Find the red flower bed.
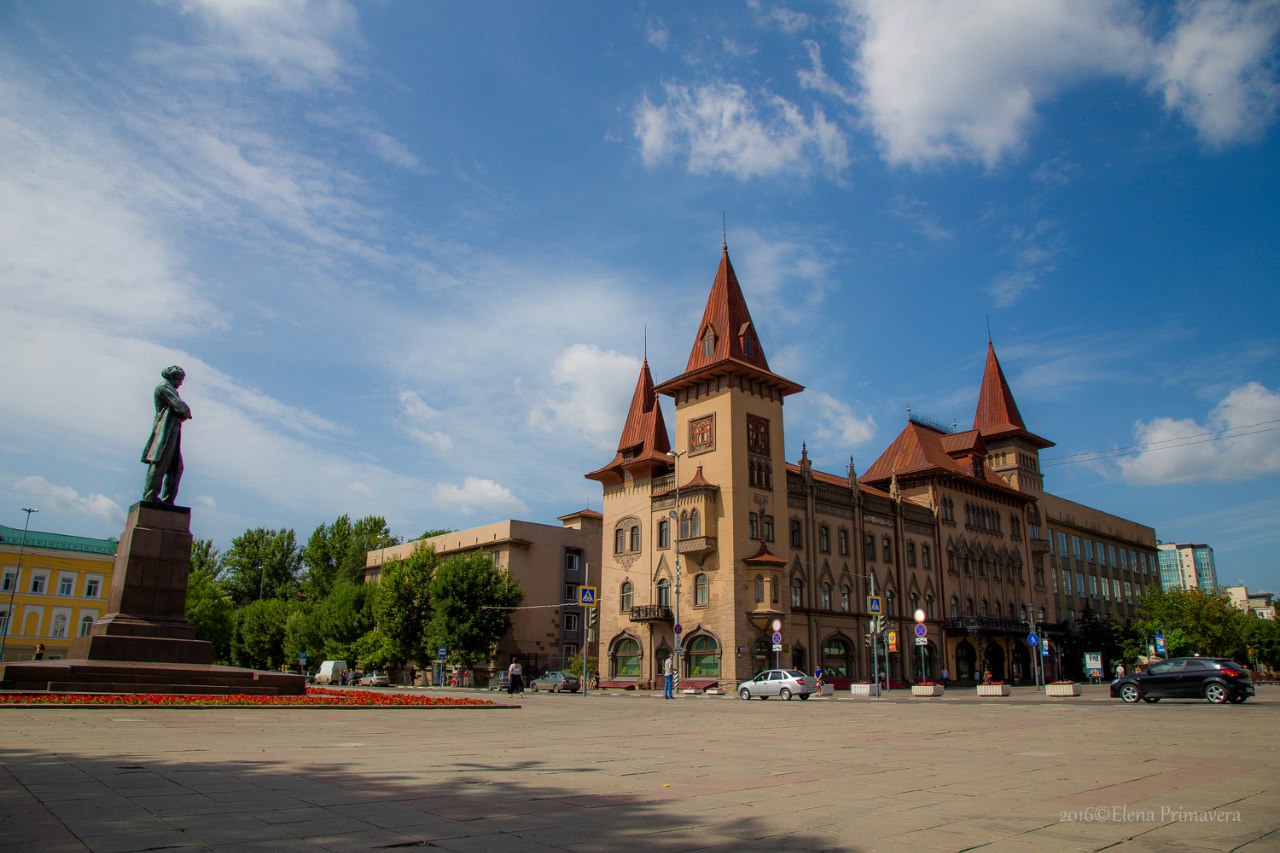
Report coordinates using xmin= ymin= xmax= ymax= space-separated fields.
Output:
xmin=0 ymin=687 xmax=499 ymax=708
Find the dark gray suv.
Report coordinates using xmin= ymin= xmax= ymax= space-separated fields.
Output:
xmin=1111 ymin=657 xmax=1254 ymax=704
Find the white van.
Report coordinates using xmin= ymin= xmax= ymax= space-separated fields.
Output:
xmin=315 ymin=660 xmax=348 ymax=684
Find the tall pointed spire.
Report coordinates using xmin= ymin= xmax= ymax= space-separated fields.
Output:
xmin=972 ymin=340 xmax=1053 ymax=448
xmin=656 ymin=245 xmax=802 ymax=398
xmin=585 ymin=359 xmax=672 ymax=485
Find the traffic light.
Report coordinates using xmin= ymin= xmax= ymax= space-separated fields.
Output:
xmin=587 ymin=607 xmax=598 ymax=642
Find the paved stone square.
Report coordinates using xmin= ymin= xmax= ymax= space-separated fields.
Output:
xmin=0 ymin=685 xmax=1276 ymax=852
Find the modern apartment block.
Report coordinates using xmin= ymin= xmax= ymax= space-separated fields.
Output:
xmin=0 ymin=523 xmax=116 ymax=661
xmin=1157 ymin=542 xmax=1218 ymax=593
xmin=1224 ymin=585 xmax=1275 ymax=620
xmin=365 ymin=510 xmax=602 ymax=680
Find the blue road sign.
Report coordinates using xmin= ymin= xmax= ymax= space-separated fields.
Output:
xmin=1027 ymin=633 xmax=1039 ymax=646
xmin=579 ymin=586 xmax=597 ymax=606
xmin=1042 ymin=644 xmax=1049 ymax=657
xmin=913 ymin=623 xmax=927 ymax=638
xmin=771 ymin=632 xmax=783 ymax=644
xmin=437 ymin=646 xmax=447 ymax=660
xmin=1155 ymin=634 xmax=1166 ymax=655
xmin=867 ymin=595 xmax=882 ymax=614
xmin=674 ymin=624 xmax=683 ymax=634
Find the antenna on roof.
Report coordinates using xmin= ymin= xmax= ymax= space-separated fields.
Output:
xmin=722 ymin=211 xmax=727 ymax=248
xmin=952 ymin=407 xmax=958 ymax=431
xmin=986 ymin=314 xmax=992 ymax=343
xmin=643 ymin=325 xmax=647 ymax=362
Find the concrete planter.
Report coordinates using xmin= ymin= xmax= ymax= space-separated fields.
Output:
xmin=976 ymin=684 xmax=1011 ymax=697
xmin=849 ymin=683 xmax=881 ymax=698
xmin=911 ymin=684 xmax=943 ymax=697
xmin=818 ymin=684 xmax=835 ymax=697
xmin=1046 ymin=683 xmax=1081 ymax=697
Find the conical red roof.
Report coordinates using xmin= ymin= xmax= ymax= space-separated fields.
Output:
xmin=655 ymin=245 xmax=802 ymax=397
xmin=585 ymin=360 xmax=672 ymax=484
xmin=972 ymin=342 xmax=1054 ymax=448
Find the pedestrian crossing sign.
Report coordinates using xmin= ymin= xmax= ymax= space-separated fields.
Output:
xmin=579 ymin=586 xmax=598 ymax=607
xmin=867 ymin=595 xmax=882 ymax=614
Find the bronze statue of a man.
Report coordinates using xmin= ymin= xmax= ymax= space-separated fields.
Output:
xmin=142 ymin=365 xmax=192 ymax=504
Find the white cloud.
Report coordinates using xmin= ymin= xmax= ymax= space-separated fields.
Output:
xmin=13 ymin=476 xmax=125 ymax=527
xmin=836 ymin=0 xmax=1280 ymax=167
xmin=646 ymin=19 xmax=670 ymax=50
xmin=794 ymin=392 xmax=878 ymax=451
xmin=398 ymin=391 xmax=453 ymax=452
xmin=844 ymin=0 xmax=1147 ymax=167
xmin=153 ymin=0 xmax=362 ymax=91
xmin=1153 ymin=0 xmax=1280 ymax=146
xmin=986 ymin=218 xmax=1065 ymax=308
xmin=528 ymin=345 xmax=644 ymax=451
xmin=1118 ymin=382 xmax=1280 ymax=484
xmin=360 ymin=129 xmax=426 ymax=172
xmin=635 ymin=81 xmax=850 ymax=179
xmin=434 ymin=477 xmax=527 ymax=516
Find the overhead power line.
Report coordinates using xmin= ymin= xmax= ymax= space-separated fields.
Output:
xmin=1040 ymin=420 xmax=1280 ymax=469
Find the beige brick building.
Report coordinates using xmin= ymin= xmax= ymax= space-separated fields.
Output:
xmin=589 ymin=245 xmax=1159 ymax=689
xmin=365 ymin=510 xmax=601 ymax=681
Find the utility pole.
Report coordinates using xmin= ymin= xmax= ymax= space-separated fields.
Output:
xmin=0 ymin=508 xmax=38 ymax=661
xmin=671 ymin=450 xmax=685 ymax=688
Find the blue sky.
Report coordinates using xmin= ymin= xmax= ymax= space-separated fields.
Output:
xmin=2 ymin=1 xmax=1278 ymax=593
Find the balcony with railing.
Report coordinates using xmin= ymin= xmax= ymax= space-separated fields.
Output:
xmin=629 ymin=605 xmax=673 ymax=623
xmin=677 ymin=535 xmax=716 ymax=558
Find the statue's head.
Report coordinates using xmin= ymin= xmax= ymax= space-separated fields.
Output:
xmin=161 ymin=365 xmax=186 ymax=383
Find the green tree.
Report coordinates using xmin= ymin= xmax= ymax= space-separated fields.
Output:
xmin=190 ymin=538 xmax=225 ymax=579
xmin=301 ymin=515 xmax=400 ymax=598
xmin=223 ymin=528 xmax=302 ymax=606
xmin=185 ymin=563 xmax=234 ymax=663
xmin=372 ymin=544 xmax=438 ymax=668
xmin=232 ymin=598 xmax=293 ymax=669
xmin=417 ymin=529 xmax=451 ymax=541
xmin=427 ymin=552 xmax=523 ymax=668
xmin=1136 ymin=587 xmax=1249 ymax=659
xmin=1242 ymin=617 xmax=1280 ymax=669
xmin=316 ymin=580 xmax=374 ymax=660
xmin=282 ymin=604 xmax=323 ymax=670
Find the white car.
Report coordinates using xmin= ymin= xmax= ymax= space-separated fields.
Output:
xmin=359 ymin=672 xmax=390 ymax=687
xmin=738 ymin=669 xmax=815 ymax=701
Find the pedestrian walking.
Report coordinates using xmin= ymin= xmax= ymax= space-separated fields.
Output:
xmin=1115 ymin=663 xmax=1126 ymax=679
xmin=940 ymin=666 xmax=949 ymax=687
xmin=33 ymin=643 xmax=45 ymax=661
xmin=507 ymin=657 xmax=524 ymax=696
xmin=663 ymin=655 xmax=675 ymax=699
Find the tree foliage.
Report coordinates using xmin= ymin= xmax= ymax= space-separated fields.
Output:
xmin=185 ymin=561 xmax=234 ymax=663
xmin=190 ymin=539 xmax=225 ymax=580
xmin=1136 ymin=587 xmax=1270 ymax=663
xmin=373 ymin=544 xmax=439 ymax=667
xmin=223 ymin=528 xmax=303 ymax=606
xmin=232 ymin=598 xmax=293 ymax=669
xmin=301 ymin=515 xmax=399 ymax=598
xmin=427 ymin=552 xmax=523 ymax=668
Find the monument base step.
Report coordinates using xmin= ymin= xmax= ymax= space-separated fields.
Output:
xmin=0 ymin=659 xmax=305 ymax=696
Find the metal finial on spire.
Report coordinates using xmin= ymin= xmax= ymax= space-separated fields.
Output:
xmin=986 ymin=314 xmax=992 ymax=343
xmin=722 ymin=211 xmax=727 ymax=248
xmin=643 ymin=325 xmax=647 ymax=362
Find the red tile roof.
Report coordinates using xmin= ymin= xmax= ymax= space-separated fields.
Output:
xmin=585 ymin=360 xmax=673 ymax=485
xmin=655 ymin=245 xmax=802 ymax=397
xmin=973 ymin=341 xmax=1054 ymax=448
xmin=860 ymin=420 xmax=1032 ymax=500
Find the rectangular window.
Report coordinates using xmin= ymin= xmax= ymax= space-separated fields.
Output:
xmin=906 ymin=542 xmax=917 ymax=568
xmin=1077 ymin=572 xmax=1086 ymax=596
xmin=689 ymin=415 xmax=715 ymax=453
xmin=1058 ymin=531 xmax=1068 ymax=557
xmin=58 ymin=574 xmax=74 ymax=596
xmin=839 ymin=529 xmax=849 ymax=556
xmin=864 ymin=534 xmax=875 ymax=561
xmin=1089 ymin=575 xmax=1099 ymax=597
xmin=1 ymin=570 xmax=15 ymax=593
xmin=1128 ymin=550 xmax=1137 ymax=570
xmin=85 ymin=577 xmax=101 ymax=598
xmin=1124 ymin=581 xmax=1132 ymax=600
xmin=1071 ymin=535 xmax=1081 ymax=559
xmin=746 ymin=414 xmax=770 ymax=455
xmin=30 ymin=572 xmax=47 ymax=594
xmin=564 ymin=643 xmax=579 ymax=661
xmin=1097 ymin=542 xmax=1107 ymax=566
xmin=1063 ymin=569 xmax=1072 ymax=595
xmin=1085 ymin=540 xmax=1094 ymax=562
xmin=1109 ymin=545 xmax=1118 ymax=566
xmin=749 ymin=512 xmax=759 ymax=540
xmin=564 ymin=612 xmax=580 ymax=632
xmin=1113 ymin=579 xmax=1122 ymax=599
xmin=819 ymin=525 xmax=830 ymax=553
xmin=882 ymin=537 xmax=892 ymax=563
xmin=1047 ymin=529 xmax=1055 ymax=555
xmin=763 ymin=515 xmax=775 ymax=542
xmin=564 ymin=584 xmax=577 ymax=602
xmin=921 ymin=545 xmax=931 ymax=569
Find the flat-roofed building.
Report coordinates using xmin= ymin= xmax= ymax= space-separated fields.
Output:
xmin=1158 ymin=542 xmax=1218 ymax=593
xmin=365 ymin=510 xmax=601 ymax=680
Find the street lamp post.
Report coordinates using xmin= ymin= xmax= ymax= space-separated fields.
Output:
xmin=0 ymin=508 xmax=39 ymax=662
xmin=670 ymin=449 xmax=686 ymax=688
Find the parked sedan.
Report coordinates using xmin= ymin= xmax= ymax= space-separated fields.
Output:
xmin=528 ymin=671 xmax=581 ymax=692
xmin=1111 ymin=657 xmax=1254 ymax=704
xmin=738 ymin=669 xmax=816 ymax=701
xmin=358 ymin=671 xmax=390 ymax=687
xmin=488 ymin=672 xmax=511 ymax=691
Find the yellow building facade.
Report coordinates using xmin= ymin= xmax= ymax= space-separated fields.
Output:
xmin=0 ymin=523 xmax=117 ymax=661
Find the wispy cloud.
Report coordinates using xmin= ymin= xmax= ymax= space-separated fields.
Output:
xmin=434 ymin=477 xmax=527 ymax=516
xmin=528 ymin=345 xmax=642 ymax=452
xmin=13 ymin=477 xmax=125 ymax=528
xmin=635 ymin=81 xmax=850 ymax=179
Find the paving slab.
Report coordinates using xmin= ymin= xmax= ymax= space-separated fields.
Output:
xmin=0 ymin=685 xmax=1276 ymax=852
